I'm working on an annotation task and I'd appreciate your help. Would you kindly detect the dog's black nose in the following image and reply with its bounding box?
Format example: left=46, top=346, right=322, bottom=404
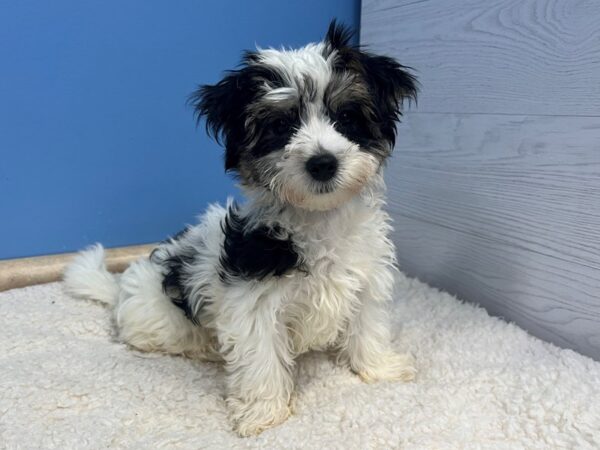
left=305, top=153, right=338, bottom=182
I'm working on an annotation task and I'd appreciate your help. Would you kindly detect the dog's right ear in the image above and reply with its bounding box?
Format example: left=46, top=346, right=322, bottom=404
left=189, top=71, right=247, bottom=171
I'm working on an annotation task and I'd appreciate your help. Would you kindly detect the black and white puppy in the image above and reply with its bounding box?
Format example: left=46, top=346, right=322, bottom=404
left=64, top=21, right=418, bottom=436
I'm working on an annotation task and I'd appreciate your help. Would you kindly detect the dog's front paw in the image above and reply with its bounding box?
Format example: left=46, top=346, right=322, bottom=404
left=227, top=397, right=291, bottom=437
left=356, top=352, right=417, bottom=384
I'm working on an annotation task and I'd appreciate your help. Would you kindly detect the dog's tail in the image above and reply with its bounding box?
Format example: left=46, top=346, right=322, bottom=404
left=63, top=244, right=120, bottom=306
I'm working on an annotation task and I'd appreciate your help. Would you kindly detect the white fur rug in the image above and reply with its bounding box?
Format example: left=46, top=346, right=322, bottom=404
left=1, top=275, right=599, bottom=449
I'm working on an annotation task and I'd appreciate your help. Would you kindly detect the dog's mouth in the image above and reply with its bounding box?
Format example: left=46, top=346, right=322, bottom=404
left=313, top=181, right=336, bottom=195
left=276, top=181, right=366, bottom=212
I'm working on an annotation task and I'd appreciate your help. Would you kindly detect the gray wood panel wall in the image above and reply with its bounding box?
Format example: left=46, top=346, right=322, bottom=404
left=361, top=0, right=600, bottom=359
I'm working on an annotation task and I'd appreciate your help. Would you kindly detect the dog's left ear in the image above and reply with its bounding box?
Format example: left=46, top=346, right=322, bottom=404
left=356, top=52, right=418, bottom=145
left=325, top=19, right=418, bottom=143
left=358, top=53, right=418, bottom=114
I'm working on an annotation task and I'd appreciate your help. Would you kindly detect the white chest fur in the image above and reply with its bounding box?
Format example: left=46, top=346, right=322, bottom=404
left=277, top=197, right=397, bottom=354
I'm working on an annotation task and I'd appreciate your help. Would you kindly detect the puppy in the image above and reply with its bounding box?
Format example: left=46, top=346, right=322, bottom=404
left=64, top=21, right=418, bottom=436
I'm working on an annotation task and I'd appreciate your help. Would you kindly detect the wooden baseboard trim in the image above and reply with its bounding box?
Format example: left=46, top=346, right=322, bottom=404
left=0, top=244, right=156, bottom=292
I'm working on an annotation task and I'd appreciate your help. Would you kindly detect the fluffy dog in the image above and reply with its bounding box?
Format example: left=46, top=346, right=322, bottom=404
left=64, top=21, right=418, bottom=436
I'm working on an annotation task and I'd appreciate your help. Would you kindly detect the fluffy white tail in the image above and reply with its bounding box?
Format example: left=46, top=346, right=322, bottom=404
left=63, top=244, right=120, bottom=306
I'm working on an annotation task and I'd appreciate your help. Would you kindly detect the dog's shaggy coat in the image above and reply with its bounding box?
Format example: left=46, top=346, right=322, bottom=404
left=64, top=21, right=418, bottom=436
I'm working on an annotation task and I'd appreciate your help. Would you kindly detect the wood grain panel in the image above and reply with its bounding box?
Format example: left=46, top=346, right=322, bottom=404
left=391, top=214, right=600, bottom=356
left=361, top=0, right=600, bottom=116
left=387, top=112, right=600, bottom=358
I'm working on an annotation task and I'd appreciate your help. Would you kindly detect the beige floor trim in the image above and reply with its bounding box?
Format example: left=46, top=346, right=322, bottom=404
left=0, top=243, right=156, bottom=292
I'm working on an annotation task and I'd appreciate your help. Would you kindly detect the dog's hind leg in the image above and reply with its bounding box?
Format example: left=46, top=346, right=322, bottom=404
left=114, top=258, right=220, bottom=361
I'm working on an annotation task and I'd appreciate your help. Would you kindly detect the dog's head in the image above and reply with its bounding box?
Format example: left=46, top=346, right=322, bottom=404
left=190, top=20, right=417, bottom=211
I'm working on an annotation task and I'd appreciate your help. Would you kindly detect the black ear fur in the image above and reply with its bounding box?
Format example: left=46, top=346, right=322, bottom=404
left=360, top=53, right=418, bottom=145
left=325, top=20, right=418, bottom=113
left=189, top=55, right=285, bottom=172
left=356, top=52, right=418, bottom=146
left=188, top=72, right=247, bottom=171
left=325, top=19, right=418, bottom=145
left=361, top=53, right=418, bottom=105
left=325, top=19, right=354, bottom=49
left=190, top=76, right=236, bottom=144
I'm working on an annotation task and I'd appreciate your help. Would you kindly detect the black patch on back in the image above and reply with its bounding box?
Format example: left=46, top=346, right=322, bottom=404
left=219, top=205, right=300, bottom=282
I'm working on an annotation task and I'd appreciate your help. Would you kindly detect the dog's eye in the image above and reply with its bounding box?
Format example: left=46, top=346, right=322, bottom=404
left=338, top=109, right=360, bottom=125
left=273, top=118, right=291, bottom=134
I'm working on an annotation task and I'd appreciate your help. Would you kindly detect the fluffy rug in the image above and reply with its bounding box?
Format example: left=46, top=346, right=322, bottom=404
left=1, top=275, right=599, bottom=449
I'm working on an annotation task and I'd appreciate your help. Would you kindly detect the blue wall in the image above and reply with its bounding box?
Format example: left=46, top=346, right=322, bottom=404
left=0, top=1, right=360, bottom=259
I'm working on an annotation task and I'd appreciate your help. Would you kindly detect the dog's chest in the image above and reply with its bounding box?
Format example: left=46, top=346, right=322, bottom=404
left=281, top=209, right=384, bottom=354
